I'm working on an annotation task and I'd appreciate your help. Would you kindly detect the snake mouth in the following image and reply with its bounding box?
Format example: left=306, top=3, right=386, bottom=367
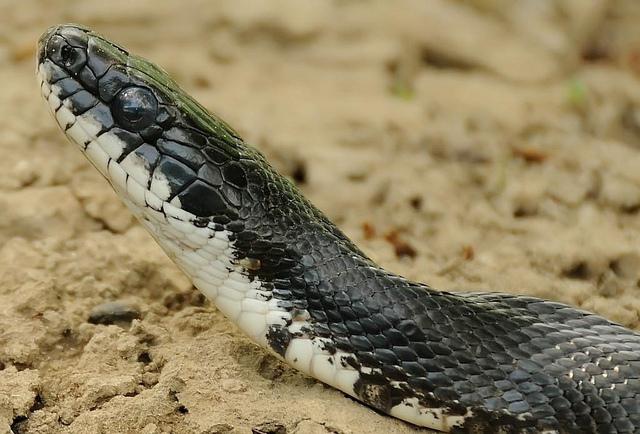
left=36, top=24, right=192, bottom=216
left=37, top=24, right=137, bottom=162
left=37, top=40, right=152, bottom=214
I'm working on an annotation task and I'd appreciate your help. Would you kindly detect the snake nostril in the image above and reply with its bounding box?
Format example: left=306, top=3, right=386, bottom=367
left=60, top=44, right=76, bottom=66
left=46, top=34, right=87, bottom=75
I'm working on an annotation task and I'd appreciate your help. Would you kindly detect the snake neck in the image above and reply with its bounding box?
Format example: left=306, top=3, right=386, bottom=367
left=118, top=135, right=389, bottom=346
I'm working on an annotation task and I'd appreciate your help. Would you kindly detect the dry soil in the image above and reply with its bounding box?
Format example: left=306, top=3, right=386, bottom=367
left=2, top=1, right=640, bottom=433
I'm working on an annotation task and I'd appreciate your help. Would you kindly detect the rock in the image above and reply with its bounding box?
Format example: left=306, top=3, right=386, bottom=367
left=203, top=423, right=234, bottom=434
left=252, top=421, right=287, bottom=434
left=88, top=301, right=141, bottom=326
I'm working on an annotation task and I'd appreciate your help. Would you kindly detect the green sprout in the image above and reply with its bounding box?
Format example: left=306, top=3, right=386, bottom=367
left=390, top=79, right=415, bottom=101
left=567, top=78, right=588, bottom=108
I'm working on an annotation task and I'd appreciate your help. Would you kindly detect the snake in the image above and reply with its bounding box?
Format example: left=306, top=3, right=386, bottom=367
left=36, top=24, right=640, bottom=434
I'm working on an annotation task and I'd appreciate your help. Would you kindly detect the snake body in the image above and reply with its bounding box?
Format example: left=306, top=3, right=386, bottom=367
left=37, top=25, right=640, bottom=433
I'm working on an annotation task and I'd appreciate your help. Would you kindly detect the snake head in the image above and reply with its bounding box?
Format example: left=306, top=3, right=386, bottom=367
left=37, top=24, right=354, bottom=290
left=37, top=24, right=248, bottom=220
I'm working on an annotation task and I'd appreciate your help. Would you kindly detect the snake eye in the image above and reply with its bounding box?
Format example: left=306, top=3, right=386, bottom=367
left=112, top=87, right=158, bottom=131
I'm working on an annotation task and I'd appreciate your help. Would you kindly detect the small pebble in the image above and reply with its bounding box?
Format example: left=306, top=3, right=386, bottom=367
left=88, top=301, right=141, bottom=326
left=204, top=423, right=234, bottom=434
left=252, top=421, right=287, bottom=434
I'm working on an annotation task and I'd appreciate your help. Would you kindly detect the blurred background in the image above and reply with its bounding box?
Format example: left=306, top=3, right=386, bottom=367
left=2, top=1, right=640, bottom=433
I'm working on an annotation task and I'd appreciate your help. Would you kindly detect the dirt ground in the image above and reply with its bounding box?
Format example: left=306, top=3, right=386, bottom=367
left=2, top=1, right=640, bottom=433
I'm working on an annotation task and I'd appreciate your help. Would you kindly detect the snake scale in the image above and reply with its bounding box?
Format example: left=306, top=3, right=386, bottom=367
left=37, top=24, right=640, bottom=433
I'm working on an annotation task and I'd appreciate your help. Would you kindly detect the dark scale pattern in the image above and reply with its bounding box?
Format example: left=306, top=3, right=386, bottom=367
left=40, top=25, right=640, bottom=434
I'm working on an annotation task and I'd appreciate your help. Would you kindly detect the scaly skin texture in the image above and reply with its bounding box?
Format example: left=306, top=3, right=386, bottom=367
left=37, top=24, right=640, bottom=433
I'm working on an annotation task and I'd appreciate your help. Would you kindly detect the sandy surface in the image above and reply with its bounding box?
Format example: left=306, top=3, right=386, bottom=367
left=2, top=1, right=640, bottom=433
